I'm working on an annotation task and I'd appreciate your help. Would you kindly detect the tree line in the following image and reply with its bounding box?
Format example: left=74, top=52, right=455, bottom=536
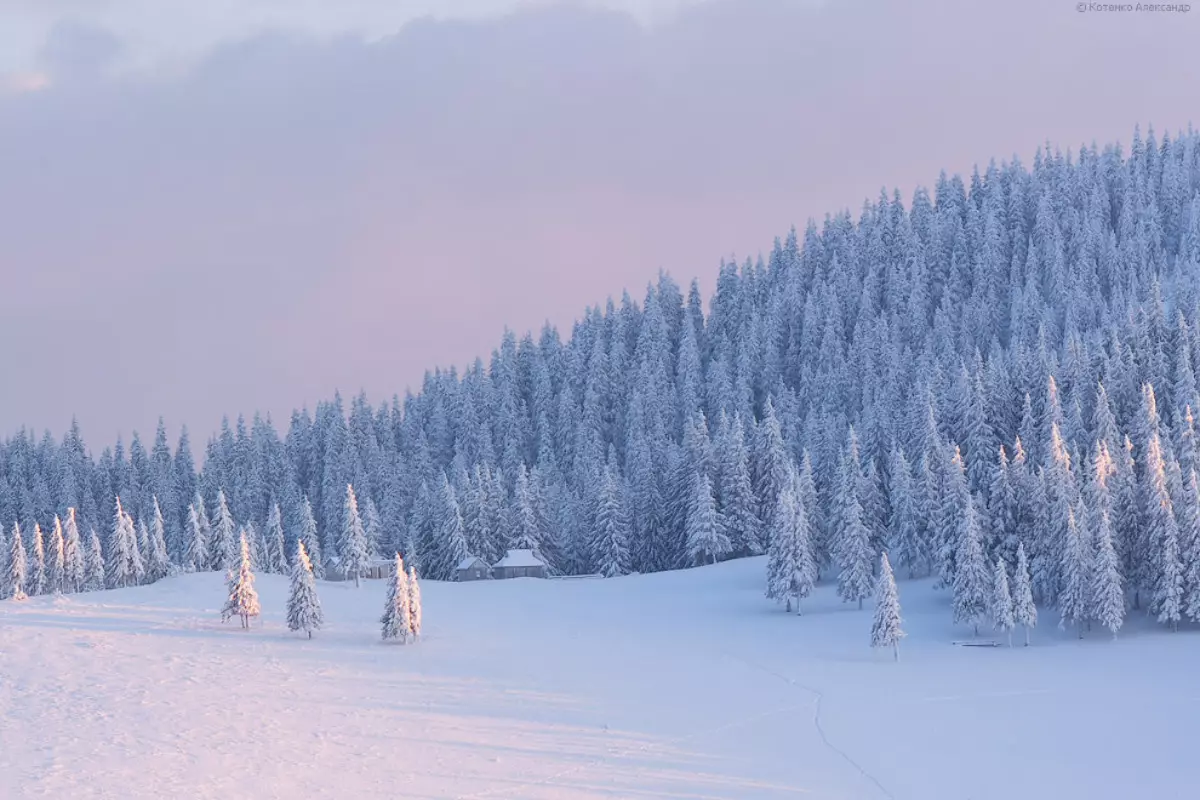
left=2, top=125, right=1200, bottom=635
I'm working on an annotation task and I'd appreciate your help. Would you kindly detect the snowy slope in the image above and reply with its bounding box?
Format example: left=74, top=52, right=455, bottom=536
left=2, top=558, right=1197, bottom=800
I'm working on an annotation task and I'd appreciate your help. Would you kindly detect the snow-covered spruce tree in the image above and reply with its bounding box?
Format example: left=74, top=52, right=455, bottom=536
left=362, top=495, right=384, bottom=558
left=871, top=553, right=904, bottom=661
left=935, top=447, right=971, bottom=589
left=286, top=541, right=324, bottom=639
left=1058, top=505, right=1089, bottom=638
left=1091, top=508, right=1125, bottom=638
left=298, top=495, right=324, bottom=579
left=147, top=497, right=171, bottom=582
left=407, top=564, right=423, bottom=640
left=768, top=466, right=818, bottom=614
left=991, top=557, right=1015, bottom=646
left=220, top=532, right=261, bottom=630
left=1013, top=542, right=1037, bottom=646
left=48, top=516, right=66, bottom=594
left=591, top=455, right=632, bottom=577
left=340, top=484, right=372, bottom=587
left=5, top=522, right=28, bottom=600
left=380, top=553, right=412, bottom=643
left=1144, top=434, right=1184, bottom=630
left=86, top=529, right=106, bottom=591
left=686, top=469, right=730, bottom=565
left=797, top=450, right=826, bottom=577
left=30, top=523, right=46, bottom=596
left=434, top=475, right=468, bottom=581
left=987, top=444, right=1018, bottom=567
left=1182, top=470, right=1200, bottom=622
left=184, top=503, right=207, bottom=572
left=210, top=489, right=237, bottom=572
left=108, top=498, right=134, bottom=589
left=63, top=508, right=85, bottom=594
left=888, top=446, right=924, bottom=579
left=267, top=502, right=288, bottom=574
left=752, top=398, right=790, bottom=538
left=952, top=497, right=990, bottom=636
left=130, top=517, right=146, bottom=586
left=717, top=414, right=763, bottom=556
left=835, top=431, right=875, bottom=609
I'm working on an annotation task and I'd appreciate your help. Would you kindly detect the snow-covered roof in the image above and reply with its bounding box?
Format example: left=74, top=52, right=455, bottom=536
left=494, top=549, right=545, bottom=568
left=456, top=555, right=489, bottom=571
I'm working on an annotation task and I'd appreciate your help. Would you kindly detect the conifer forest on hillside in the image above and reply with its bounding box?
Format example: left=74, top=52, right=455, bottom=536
left=6, top=126, right=1200, bottom=637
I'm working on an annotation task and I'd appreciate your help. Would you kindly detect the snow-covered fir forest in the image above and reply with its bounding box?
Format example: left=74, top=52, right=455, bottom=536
left=6, top=126, right=1200, bottom=637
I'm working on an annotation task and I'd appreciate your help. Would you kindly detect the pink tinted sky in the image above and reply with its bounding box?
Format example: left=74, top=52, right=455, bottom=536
left=0, top=0, right=1197, bottom=448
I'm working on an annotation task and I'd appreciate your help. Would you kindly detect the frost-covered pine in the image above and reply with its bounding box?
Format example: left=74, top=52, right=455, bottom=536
left=952, top=497, right=990, bottom=635
left=210, top=489, right=237, bottom=571
left=266, top=502, right=288, bottom=574
left=765, top=467, right=816, bottom=613
left=380, top=553, right=412, bottom=643
left=991, top=557, right=1015, bottom=646
left=888, top=446, right=923, bottom=578
left=1144, top=435, right=1184, bottom=630
left=5, top=522, right=28, bottom=600
left=298, top=495, right=324, bottom=579
left=340, top=484, right=372, bottom=587
left=108, top=498, right=135, bottom=589
left=591, top=458, right=632, bottom=577
left=362, top=496, right=384, bottom=558
left=30, top=523, right=46, bottom=596
left=408, top=564, right=423, bottom=640
left=1091, top=509, right=1125, bottom=638
left=48, top=516, right=66, bottom=594
left=220, top=532, right=261, bottom=629
left=63, top=508, right=85, bottom=594
left=85, top=528, right=106, bottom=591
left=686, top=469, right=730, bottom=565
left=286, top=540, right=324, bottom=639
left=871, top=553, right=904, bottom=661
left=835, top=438, right=875, bottom=609
left=1058, top=505, right=1089, bottom=638
left=130, top=517, right=146, bottom=586
left=148, top=498, right=170, bottom=581
left=184, top=502, right=208, bottom=572
left=1013, top=542, right=1037, bottom=645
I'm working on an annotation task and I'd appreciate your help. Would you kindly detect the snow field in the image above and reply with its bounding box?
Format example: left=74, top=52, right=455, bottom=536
left=2, top=556, right=1198, bottom=799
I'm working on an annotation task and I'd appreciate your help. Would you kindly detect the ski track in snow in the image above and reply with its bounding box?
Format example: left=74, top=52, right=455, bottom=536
left=716, top=650, right=894, bottom=800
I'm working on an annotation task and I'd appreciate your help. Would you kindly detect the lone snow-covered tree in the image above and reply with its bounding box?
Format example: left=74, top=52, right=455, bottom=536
left=952, top=497, right=990, bottom=635
left=340, top=484, right=372, bottom=587
left=5, top=522, right=28, bottom=600
left=147, top=497, right=171, bottom=582
left=286, top=540, right=324, bottom=639
left=221, top=532, right=261, bottom=630
left=991, top=557, right=1015, bottom=646
left=408, top=564, right=423, bottom=640
left=1013, top=542, right=1038, bottom=645
left=210, top=489, right=237, bottom=571
left=381, top=553, right=413, bottom=643
left=871, top=553, right=904, bottom=661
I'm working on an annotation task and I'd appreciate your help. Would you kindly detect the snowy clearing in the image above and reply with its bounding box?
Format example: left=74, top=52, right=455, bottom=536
left=2, top=556, right=1196, bottom=799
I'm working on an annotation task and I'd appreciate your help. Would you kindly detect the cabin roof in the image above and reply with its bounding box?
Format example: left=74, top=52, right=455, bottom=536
left=494, top=548, right=546, bottom=568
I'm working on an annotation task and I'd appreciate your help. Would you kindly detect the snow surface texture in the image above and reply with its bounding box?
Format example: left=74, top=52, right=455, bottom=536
left=2, top=557, right=1196, bottom=800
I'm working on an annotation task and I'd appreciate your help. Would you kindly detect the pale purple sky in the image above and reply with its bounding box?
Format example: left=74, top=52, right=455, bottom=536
left=0, top=0, right=1197, bottom=447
